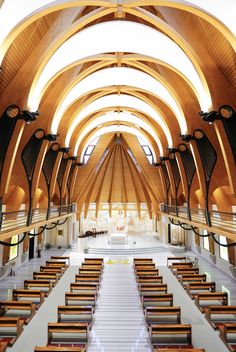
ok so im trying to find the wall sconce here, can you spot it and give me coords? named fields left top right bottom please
left=59, top=147, right=70, bottom=154
left=68, top=156, right=78, bottom=161
left=219, top=105, right=235, bottom=119
left=44, top=133, right=59, bottom=142
left=199, top=105, right=235, bottom=124
left=179, top=134, right=195, bottom=143
left=21, top=110, right=40, bottom=124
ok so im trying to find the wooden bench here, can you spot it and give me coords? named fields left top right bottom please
left=70, top=283, right=99, bottom=294
left=167, top=256, right=187, bottom=266
left=78, top=269, right=101, bottom=277
left=170, top=263, right=193, bottom=270
left=0, top=317, right=24, bottom=346
left=12, top=289, right=45, bottom=308
left=139, top=284, right=168, bottom=295
left=0, top=301, right=36, bottom=324
left=142, top=293, right=173, bottom=307
left=186, top=282, right=216, bottom=299
left=24, top=280, right=53, bottom=296
left=33, top=272, right=59, bottom=285
left=180, top=274, right=207, bottom=286
left=47, top=322, right=89, bottom=347
left=195, top=292, right=228, bottom=311
left=80, top=264, right=103, bottom=271
left=84, top=258, right=103, bottom=265
left=134, top=258, right=153, bottom=264
left=134, top=264, right=156, bottom=270
left=58, top=306, right=94, bottom=323
left=75, top=275, right=100, bottom=284
left=205, top=306, right=236, bottom=330
left=174, top=268, right=199, bottom=276
left=40, top=266, right=64, bottom=277
left=145, top=306, right=181, bottom=324
left=65, top=293, right=96, bottom=307
left=0, top=342, right=8, bottom=352
left=137, top=276, right=163, bottom=284
left=136, top=269, right=159, bottom=276
left=149, top=323, right=192, bottom=347
left=218, top=323, right=236, bottom=351
left=46, top=260, right=68, bottom=270
left=35, top=347, right=85, bottom=352
left=51, top=256, right=70, bottom=265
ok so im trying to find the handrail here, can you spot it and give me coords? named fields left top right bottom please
left=161, top=204, right=236, bottom=235
left=0, top=204, right=76, bottom=233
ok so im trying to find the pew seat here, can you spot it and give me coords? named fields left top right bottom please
left=40, top=266, right=65, bottom=276
left=75, top=275, right=100, bottom=284
left=58, top=306, right=94, bottom=323
left=35, top=347, right=85, bottom=352
left=70, top=283, right=99, bottom=295
left=186, top=282, right=216, bottom=299
left=65, top=293, right=96, bottom=307
left=0, top=317, right=24, bottom=346
left=24, top=280, right=53, bottom=295
left=50, top=256, right=70, bottom=265
left=204, top=306, right=236, bottom=329
left=156, top=349, right=205, bottom=352
left=150, top=323, right=192, bottom=347
left=174, top=268, right=199, bottom=276
left=32, top=272, right=59, bottom=286
left=145, top=306, right=181, bottom=324
left=0, top=301, right=36, bottom=324
left=84, top=258, right=103, bottom=265
left=167, top=256, right=187, bottom=266
left=78, top=270, right=101, bottom=277
left=195, top=292, right=228, bottom=311
left=134, top=264, right=156, bottom=270
left=134, top=258, right=153, bottom=264
left=136, top=269, right=159, bottom=276
left=12, top=289, right=45, bottom=308
left=137, top=276, right=163, bottom=284
left=170, top=263, right=193, bottom=271
left=180, top=275, right=207, bottom=286
left=219, top=323, right=236, bottom=351
left=139, top=284, right=168, bottom=295
left=46, top=261, right=68, bottom=270
left=48, top=322, right=90, bottom=347
left=142, top=293, right=173, bottom=307
left=0, top=342, right=7, bottom=352
left=80, top=265, right=103, bottom=272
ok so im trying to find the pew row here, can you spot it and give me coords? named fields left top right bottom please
left=167, top=256, right=188, bottom=266
left=186, top=282, right=216, bottom=299
left=0, top=317, right=24, bottom=346
left=12, top=289, right=45, bottom=308
left=142, top=293, right=173, bottom=307
left=24, top=280, right=53, bottom=296
left=32, top=272, right=59, bottom=286
left=50, top=256, right=70, bottom=265
left=204, top=306, right=236, bottom=330
left=70, top=283, right=99, bottom=295
left=35, top=347, right=85, bottom=352
left=65, top=293, right=96, bottom=307
left=195, top=292, right=228, bottom=311
left=139, top=284, right=168, bottom=295
left=149, top=324, right=192, bottom=348
left=137, top=276, right=163, bottom=284
left=58, top=306, right=94, bottom=323
left=47, top=322, right=90, bottom=347
left=0, top=301, right=36, bottom=324
left=145, top=306, right=181, bottom=324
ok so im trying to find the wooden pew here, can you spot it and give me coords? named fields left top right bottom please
left=0, top=301, right=36, bottom=324
left=0, top=317, right=24, bottom=346
left=205, top=306, right=236, bottom=329
left=47, top=322, right=89, bottom=347
left=65, top=293, right=96, bottom=307
left=46, top=260, right=68, bottom=270
left=80, top=264, right=103, bottom=271
left=51, top=256, right=70, bottom=265
left=12, top=289, right=45, bottom=308
left=136, top=269, right=159, bottom=276
left=186, top=282, right=216, bottom=299
left=145, top=306, right=181, bottom=324
left=167, top=256, right=187, bottom=266
left=170, top=263, right=193, bottom=271
left=180, top=274, right=207, bottom=286
left=58, top=306, right=94, bottom=323
left=137, top=276, right=163, bottom=284
left=0, top=342, right=7, bottom=352
left=24, top=280, right=53, bottom=296
left=156, top=349, right=205, bottom=352
left=33, top=272, right=59, bottom=286
left=84, top=258, right=103, bottom=265
left=142, top=293, right=173, bottom=307
left=35, top=347, right=85, bottom=352
left=195, top=292, right=228, bottom=311
left=218, top=323, right=236, bottom=351
left=70, top=283, right=98, bottom=294
left=174, top=268, right=199, bottom=276
left=40, top=266, right=64, bottom=277
left=134, top=264, right=156, bottom=270
left=134, top=258, right=153, bottom=264
left=75, top=275, right=100, bottom=284
left=139, top=284, right=168, bottom=295
left=78, top=269, right=101, bottom=277
left=149, top=324, right=192, bottom=348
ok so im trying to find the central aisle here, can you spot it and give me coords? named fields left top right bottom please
left=88, top=261, right=152, bottom=352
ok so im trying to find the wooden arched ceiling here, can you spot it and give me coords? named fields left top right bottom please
left=0, top=1, right=235, bottom=215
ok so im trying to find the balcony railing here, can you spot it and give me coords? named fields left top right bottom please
left=0, top=204, right=76, bottom=233
left=161, top=204, right=236, bottom=235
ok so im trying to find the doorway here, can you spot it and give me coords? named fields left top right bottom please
left=28, top=236, right=35, bottom=260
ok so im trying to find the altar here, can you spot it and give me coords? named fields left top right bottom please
left=110, top=232, right=127, bottom=245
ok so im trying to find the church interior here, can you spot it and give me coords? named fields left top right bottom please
left=0, top=1, right=235, bottom=351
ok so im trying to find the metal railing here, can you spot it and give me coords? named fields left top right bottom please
left=0, top=204, right=76, bottom=233
left=161, top=204, right=236, bottom=234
